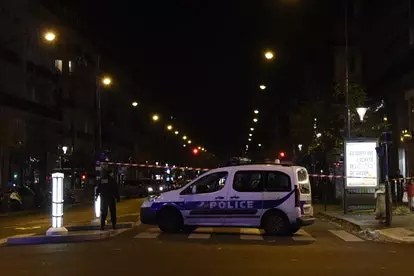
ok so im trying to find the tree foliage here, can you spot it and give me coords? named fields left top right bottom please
left=291, top=82, right=388, bottom=157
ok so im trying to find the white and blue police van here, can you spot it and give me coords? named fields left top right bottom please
left=140, top=162, right=314, bottom=235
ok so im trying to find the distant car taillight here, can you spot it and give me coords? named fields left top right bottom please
left=294, top=185, right=300, bottom=207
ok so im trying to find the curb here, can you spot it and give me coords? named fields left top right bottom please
left=7, top=230, right=115, bottom=246
left=66, top=222, right=135, bottom=231
left=6, top=228, right=128, bottom=246
left=377, top=228, right=414, bottom=244
left=317, top=212, right=364, bottom=232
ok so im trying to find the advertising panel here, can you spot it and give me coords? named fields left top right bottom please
left=345, top=140, right=379, bottom=187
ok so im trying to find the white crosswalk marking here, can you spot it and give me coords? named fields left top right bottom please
left=188, top=233, right=211, bottom=239
left=292, top=229, right=316, bottom=241
left=240, top=234, right=264, bottom=241
left=134, top=232, right=160, bottom=239
left=329, top=230, right=364, bottom=242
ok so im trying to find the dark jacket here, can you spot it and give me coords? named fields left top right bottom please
left=97, top=175, right=120, bottom=201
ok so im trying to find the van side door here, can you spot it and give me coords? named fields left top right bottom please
left=179, top=171, right=229, bottom=226
left=225, top=170, right=264, bottom=227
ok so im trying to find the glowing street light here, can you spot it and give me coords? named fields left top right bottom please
left=167, top=125, right=173, bottom=131
left=174, top=130, right=179, bottom=135
left=249, top=133, right=252, bottom=137
left=102, top=77, right=112, bottom=86
left=259, top=85, right=266, bottom=90
left=198, top=146, right=201, bottom=150
left=258, top=143, right=262, bottom=147
left=188, top=140, right=192, bottom=144
left=250, top=127, right=254, bottom=131
left=253, top=118, right=258, bottom=123
left=44, top=31, right=56, bottom=42
left=152, top=114, right=160, bottom=122
left=264, top=51, right=274, bottom=60
left=254, top=109, right=259, bottom=114
left=62, top=146, right=68, bottom=154
left=356, top=107, right=368, bottom=122
left=248, top=138, right=252, bottom=141
left=132, top=101, right=138, bottom=107
left=182, top=136, right=187, bottom=140
left=183, top=144, right=187, bottom=147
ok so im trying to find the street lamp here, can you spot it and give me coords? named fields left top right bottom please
left=249, top=133, right=252, bottom=137
left=182, top=136, right=187, bottom=140
left=152, top=114, right=160, bottom=122
left=44, top=31, right=56, bottom=42
left=356, top=107, right=368, bottom=122
left=174, top=130, right=179, bottom=135
left=102, top=77, right=112, bottom=86
left=188, top=140, right=192, bottom=144
left=62, top=146, right=68, bottom=154
left=167, top=125, right=173, bottom=131
left=250, top=127, right=254, bottom=131
left=254, top=109, right=259, bottom=114
left=248, top=138, right=252, bottom=141
left=264, top=51, right=274, bottom=60
left=253, top=118, right=258, bottom=123
left=259, top=85, right=266, bottom=90
left=132, top=101, right=138, bottom=107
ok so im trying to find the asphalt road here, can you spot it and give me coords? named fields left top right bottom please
left=1, top=217, right=413, bottom=275
left=0, top=198, right=143, bottom=239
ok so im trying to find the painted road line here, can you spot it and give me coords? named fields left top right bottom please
left=240, top=234, right=264, bottom=241
left=188, top=233, right=211, bottom=239
left=292, top=229, right=316, bottom=241
left=0, top=233, right=36, bottom=246
left=147, top=227, right=161, bottom=233
left=329, top=230, right=364, bottom=242
left=134, top=232, right=160, bottom=239
left=193, top=227, right=214, bottom=233
left=240, top=228, right=263, bottom=235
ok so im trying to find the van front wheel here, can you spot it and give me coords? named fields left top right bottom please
left=263, top=212, right=290, bottom=236
left=158, top=208, right=182, bottom=233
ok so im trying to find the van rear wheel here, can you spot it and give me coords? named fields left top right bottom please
left=263, top=212, right=290, bottom=236
left=158, top=208, right=182, bottom=233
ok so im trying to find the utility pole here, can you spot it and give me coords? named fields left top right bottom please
left=345, top=0, right=350, bottom=139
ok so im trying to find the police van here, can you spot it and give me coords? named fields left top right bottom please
left=140, top=162, right=314, bottom=235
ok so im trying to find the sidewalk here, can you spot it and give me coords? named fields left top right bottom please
left=317, top=204, right=414, bottom=244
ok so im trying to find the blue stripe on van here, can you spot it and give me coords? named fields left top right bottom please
left=151, top=190, right=295, bottom=211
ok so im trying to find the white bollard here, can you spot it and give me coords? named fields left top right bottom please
left=91, top=186, right=102, bottom=225
left=46, top=173, right=68, bottom=236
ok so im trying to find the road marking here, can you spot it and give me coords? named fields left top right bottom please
left=147, top=227, right=161, bottom=233
left=0, top=233, right=36, bottom=246
left=292, top=229, right=316, bottom=241
left=134, top=232, right=160, bottom=239
left=194, top=227, right=214, bottom=233
left=329, top=230, right=364, bottom=242
left=240, top=234, right=264, bottom=241
left=240, top=228, right=262, bottom=235
left=14, top=226, right=42, bottom=230
left=188, top=233, right=211, bottom=239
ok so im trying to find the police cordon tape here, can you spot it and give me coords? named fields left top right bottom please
left=101, top=162, right=210, bottom=172
left=102, top=162, right=408, bottom=182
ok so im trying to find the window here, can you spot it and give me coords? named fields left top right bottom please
left=297, top=169, right=311, bottom=194
left=233, top=171, right=263, bottom=192
left=55, top=60, right=62, bottom=74
left=68, top=61, right=73, bottom=74
left=265, top=171, right=291, bottom=192
left=181, top=172, right=227, bottom=195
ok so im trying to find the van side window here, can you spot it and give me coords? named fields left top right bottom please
left=233, top=171, right=263, bottom=192
left=180, top=172, right=228, bottom=195
left=266, top=171, right=291, bottom=192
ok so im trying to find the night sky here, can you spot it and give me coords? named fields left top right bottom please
left=62, top=0, right=336, bottom=158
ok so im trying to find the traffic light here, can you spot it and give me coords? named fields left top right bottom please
left=81, top=174, right=87, bottom=181
left=192, top=148, right=199, bottom=155
left=279, top=152, right=286, bottom=158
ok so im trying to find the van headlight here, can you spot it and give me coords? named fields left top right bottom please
left=147, top=187, right=153, bottom=192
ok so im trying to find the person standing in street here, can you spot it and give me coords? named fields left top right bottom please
left=96, top=169, right=120, bottom=230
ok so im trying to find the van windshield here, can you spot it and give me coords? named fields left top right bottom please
left=297, top=169, right=311, bottom=194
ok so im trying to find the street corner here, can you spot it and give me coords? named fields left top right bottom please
left=5, top=227, right=129, bottom=246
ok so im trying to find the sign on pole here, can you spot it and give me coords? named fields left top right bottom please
left=345, top=139, right=379, bottom=188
